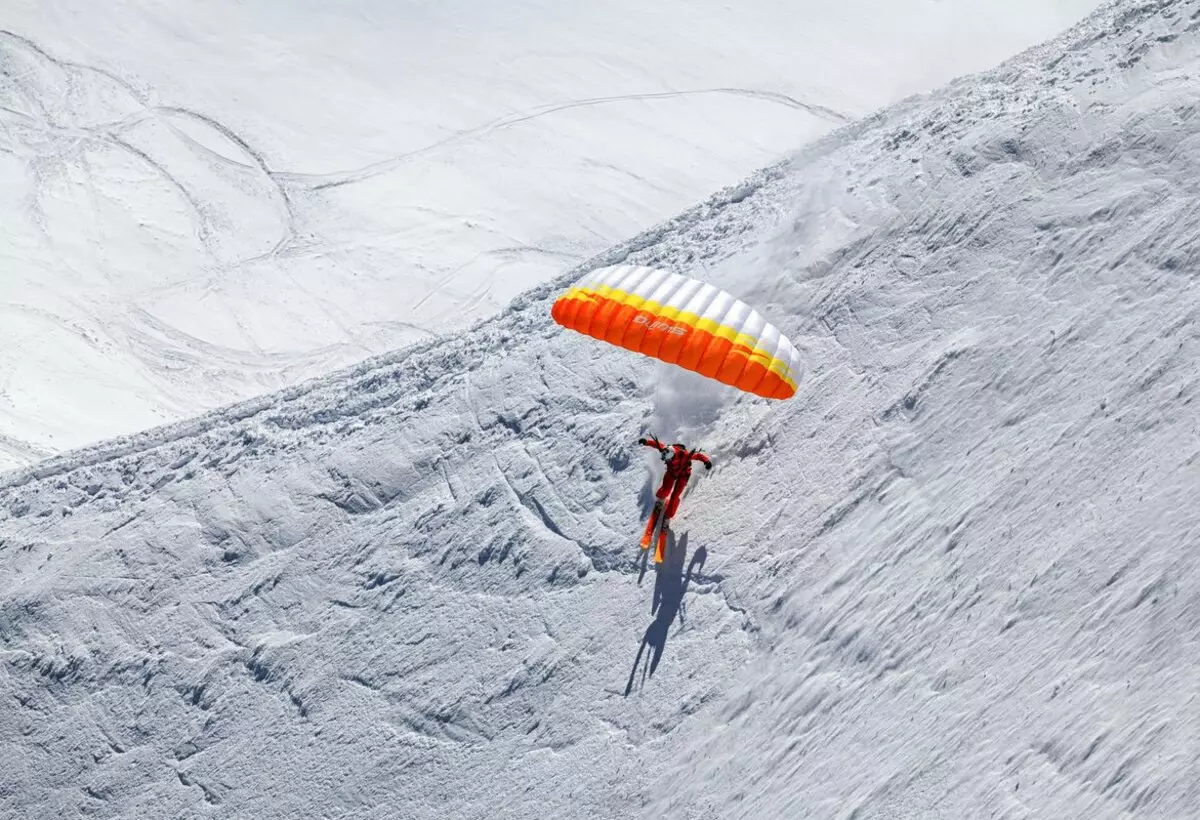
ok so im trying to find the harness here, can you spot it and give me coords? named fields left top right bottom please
left=662, top=443, right=694, bottom=479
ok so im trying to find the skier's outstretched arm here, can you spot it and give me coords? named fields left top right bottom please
left=691, top=451, right=714, bottom=471
left=638, top=436, right=668, bottom=453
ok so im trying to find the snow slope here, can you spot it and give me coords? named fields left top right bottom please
left=4, top=1, right=1200, bottom=818
left=0, top=0, right=1105, bottom=471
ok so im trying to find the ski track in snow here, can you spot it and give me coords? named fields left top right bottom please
left=0, top=29, right=295, bottom=261
left=5, top=1, right=1200, bottom=818
left=281, top=87, right=856, bottom=191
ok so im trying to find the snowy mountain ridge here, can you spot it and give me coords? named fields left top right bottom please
left=0, top=0, right=1132, bottom=493
left=4, top=1, right=1200, bottom=818
left=0, top=0, right=1105, bottom=471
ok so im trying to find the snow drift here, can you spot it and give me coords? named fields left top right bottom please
left=3, top=1, right=1200, bottom=818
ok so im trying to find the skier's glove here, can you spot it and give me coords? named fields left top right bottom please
left=637, top=437, right=648, bottom=446
left=704, top=461, right=713, bottom=471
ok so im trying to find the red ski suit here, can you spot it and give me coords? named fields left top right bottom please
left=639, top=437, right=712, bottom=519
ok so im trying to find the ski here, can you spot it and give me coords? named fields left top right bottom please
left=640, top=502, right=663, bottom=549
left=653, top=520, right=669, bottom=564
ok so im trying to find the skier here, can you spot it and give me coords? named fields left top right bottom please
left=637, top=436, right=712, bottom=562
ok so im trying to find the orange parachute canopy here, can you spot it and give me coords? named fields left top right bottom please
left=550, top=265, right=802, bottom=399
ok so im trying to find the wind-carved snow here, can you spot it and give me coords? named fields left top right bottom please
left=4, top=1, right=1200, bottom=818
left=0, top=0, right=1106, bottom=471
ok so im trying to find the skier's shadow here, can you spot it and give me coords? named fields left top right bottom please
left=625, top=532, right=708, bottom=696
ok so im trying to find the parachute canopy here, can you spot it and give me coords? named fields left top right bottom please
left=550, top=265, right=802, bottom=399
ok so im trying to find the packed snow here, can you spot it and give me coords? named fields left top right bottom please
left=0, top=0, right=1105, bottom=471
left=4, top=0, right=1200, bottom=818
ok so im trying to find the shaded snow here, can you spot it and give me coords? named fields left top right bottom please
left=4, top=1, right=1200, bottom=818
left=0, top=0, right=1104, bottom=471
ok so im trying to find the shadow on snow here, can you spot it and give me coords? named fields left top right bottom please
left=625, top=531, right=707, bottom=696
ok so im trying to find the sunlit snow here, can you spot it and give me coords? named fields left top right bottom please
left=0, top=0, right=1102, bottom=470
left=3, top=2, right=1198, bottom=817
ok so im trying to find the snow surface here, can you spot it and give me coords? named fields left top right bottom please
left=0, top=0, right=1105, bottom=471
left=4, top=0, right=1200, bottom=818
